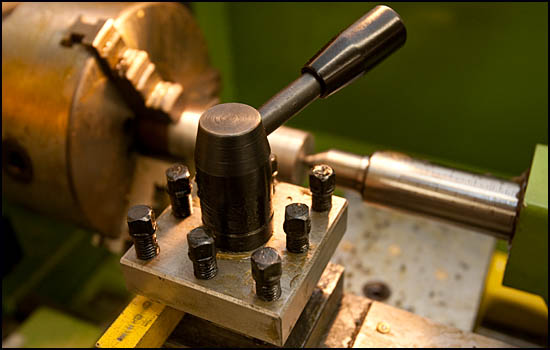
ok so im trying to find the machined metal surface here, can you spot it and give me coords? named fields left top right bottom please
left=332, top=190, right=497, bottom=332
left=164, top=107, right=314, bottom=185
left=267, top=126, right=315, bottom=185
left=120, top=182, right=348, bottom=346
left=61, top=15, right=189, bottom=123
left=194, top=103, right=274, bottom=252
left=363, top=151, right=521, bottom=240
left=305, top=149, right=370, bottom=192
left=306, top=149, right=521, bottom=240
left=99, top=263, right=344, bottom=348
left=2, top=2, right=218, bottom=237
left=163, top=263, right=345, bottom=348
left=353, top=299, right=513, bottom=348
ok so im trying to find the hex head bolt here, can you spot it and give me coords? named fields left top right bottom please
left=251, top=247, right=282, bottom=301
left=283, top=203, right=311, bottom=254
left=166, top=163, right=193, bottom=218
left=127, top=205, right=160, bottom=260
left=309, top=164, right=336, bottom=212
left=187, top=227, right=218, bottom=280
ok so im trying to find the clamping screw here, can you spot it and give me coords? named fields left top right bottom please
left=166, top=163, right=192, bottom=218
left=283, top=203, right=311, bottom=253
left=187, top=227, right=218, bottom=280
left=309, top=164, right=336, bottom=212
left=251, top=247, right=282, bottom=301
left=127, top=205, right=160, bottom=260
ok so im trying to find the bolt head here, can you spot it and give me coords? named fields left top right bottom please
left=283, top=203, right=311, bottom=237
left=251, top=247, right=282, bottom=284
left=127, top=205, right=156, bottom=236
left=166, top=163, right=191, bottom=194
left=309, top=164, right=336, bottom=194
left=187, top=227, right=216, bottom=261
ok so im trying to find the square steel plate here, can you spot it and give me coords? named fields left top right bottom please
left=120, top=182, right=348, bottom=346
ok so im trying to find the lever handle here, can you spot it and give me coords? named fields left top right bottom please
left=260, top=5, right=406, bottom=135
left=303, top=5, right=406, bottom=98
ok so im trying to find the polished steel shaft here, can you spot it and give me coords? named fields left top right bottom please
left=305, top=150, right=522, bottom=240
left=260, top=5, right=406, bottom=135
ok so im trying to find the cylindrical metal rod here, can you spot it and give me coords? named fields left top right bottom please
left=138, top=103, right=315, bottom=185
left=305, top=150, right=521, bottom=240
left=194, top=103, right=273, bottom=252
left=260, top=74, right=321, bottom=135
left=267, top=125, right=315, bottom=185
left=259, top=5, right=406, bottom=135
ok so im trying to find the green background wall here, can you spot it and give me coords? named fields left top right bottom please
left=193, top=2, right=548, bottom=178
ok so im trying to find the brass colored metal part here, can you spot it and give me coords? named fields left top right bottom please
left=120, top=182, right=348, bottom=346
left=2, top=2, right=218, bottom=238
left=376, top=321, right=391, bottom=334
left=62, top=16, right=186, bottom=123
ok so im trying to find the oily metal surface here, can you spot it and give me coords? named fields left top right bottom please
left=305, top=150, right=521, bottom=240
left=194, top=103, right=273, bottom=252
left=362, top=151, right=521, bottom=240
left=332, top=190, right=495, bottom=331
left=267, top=126, right=315, bottom=185
left=72, top=2, right=215, bottom=237
left=2, top=2, right=217, bottom=237
left=2, top=2, right=123, bottom=225
left=165, top=116, right=314, bottom=185
left=120, top=182, right=348, bottom=346
left=163, top=263, right=344, bottom=348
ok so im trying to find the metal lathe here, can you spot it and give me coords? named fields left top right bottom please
left=2, top=2, right=547, bottom=348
